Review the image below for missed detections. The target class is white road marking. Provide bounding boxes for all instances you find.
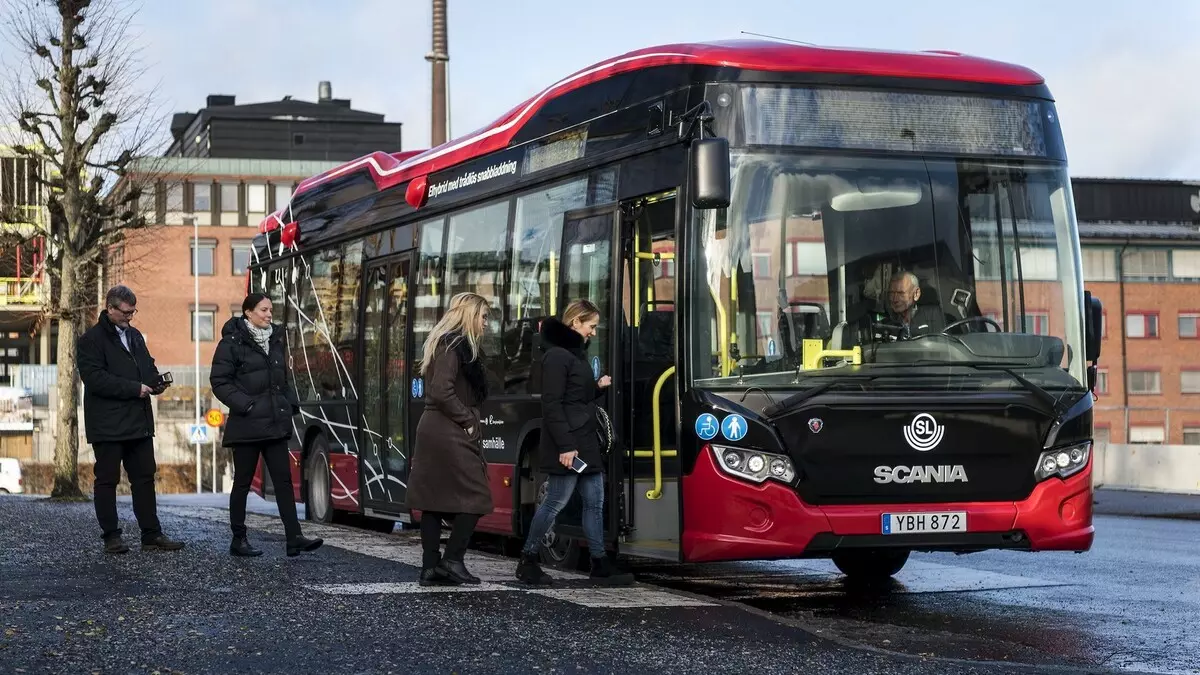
[161,506,719,608]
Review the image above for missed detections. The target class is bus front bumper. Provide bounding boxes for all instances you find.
[680,449,1094,564]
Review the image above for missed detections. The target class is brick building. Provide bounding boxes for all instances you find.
[109,157,340,371]
[1072,178,1200,447]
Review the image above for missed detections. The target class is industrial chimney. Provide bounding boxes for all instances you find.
[318,81,333,103]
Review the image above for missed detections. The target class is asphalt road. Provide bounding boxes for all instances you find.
[0,493,1127,675]
[5,490,1197,674]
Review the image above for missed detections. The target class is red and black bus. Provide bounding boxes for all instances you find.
[247,39,1105,579]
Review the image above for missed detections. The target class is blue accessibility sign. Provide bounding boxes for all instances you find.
[767,339,777,357]
[721,414,748,442]
[591,355,601,379]
[411,378,424,399]
[694,413,719,441]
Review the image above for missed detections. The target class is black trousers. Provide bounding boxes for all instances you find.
[420,511,480,569]
[93,437,162,542]
[230,440,302,540]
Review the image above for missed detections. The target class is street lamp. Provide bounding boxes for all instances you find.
[189,209,201,494]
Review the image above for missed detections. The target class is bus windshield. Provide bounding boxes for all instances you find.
[688,151,1088,396]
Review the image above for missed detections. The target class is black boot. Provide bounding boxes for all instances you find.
[286,535,324,557]
[141,534,185,552]
[589,555,634,585]
[419,556,457,587]
[515,553,553,586]
[103,537,130,555]
[230,536,263,557]
[438,557,481,585]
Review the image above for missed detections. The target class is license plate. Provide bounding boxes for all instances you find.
[882,511,966,534]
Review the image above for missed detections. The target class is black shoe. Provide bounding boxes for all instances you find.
[286,535,323,557]
[419,566,458,587]
[515,553,553,586]
[141,534,185,552]
[230,536,263,557]
[438,558,481,585]
[589,555,634,585]
[104,537,130,555]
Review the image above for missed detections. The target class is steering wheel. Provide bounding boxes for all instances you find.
[942,316,1002,334]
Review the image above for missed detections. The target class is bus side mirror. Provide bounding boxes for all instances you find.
[690,137,730,209]
[1084,291,1102,363]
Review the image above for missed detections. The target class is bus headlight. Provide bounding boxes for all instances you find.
[1034,441,1091,481]
[713,445,796,485]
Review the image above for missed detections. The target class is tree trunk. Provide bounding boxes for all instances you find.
[51,248,85,499]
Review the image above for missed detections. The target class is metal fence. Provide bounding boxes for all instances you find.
[12,364,217,411]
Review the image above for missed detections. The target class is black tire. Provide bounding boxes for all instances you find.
[832,549,910,579]
[305,437,333,525]
[533,472,583,571]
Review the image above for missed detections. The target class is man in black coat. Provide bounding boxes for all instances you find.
[77,285,185,554]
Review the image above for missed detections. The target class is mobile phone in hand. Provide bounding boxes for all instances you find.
[159,372,173,385]
[571,456,587,473]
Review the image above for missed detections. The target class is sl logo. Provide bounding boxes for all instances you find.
[903,413,944,452]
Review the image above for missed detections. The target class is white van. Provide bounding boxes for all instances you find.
[0,458,23,494]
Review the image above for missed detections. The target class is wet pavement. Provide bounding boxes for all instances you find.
[635,513,1200,674]
[0,494,1116,675]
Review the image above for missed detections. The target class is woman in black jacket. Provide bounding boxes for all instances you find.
[210,293,323,558]
[515,300,632,586]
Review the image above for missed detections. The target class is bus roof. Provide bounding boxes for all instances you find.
[257,39,1044,233]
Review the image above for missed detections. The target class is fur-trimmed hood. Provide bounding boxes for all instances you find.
[540,317,585,355]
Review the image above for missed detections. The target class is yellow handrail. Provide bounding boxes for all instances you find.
[549,251,558,315]
[633,229,640,328]
[708,283,730,377]
[646,366,676,500]
[801,339,862,370]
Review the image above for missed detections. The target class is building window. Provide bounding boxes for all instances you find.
[1182,371,1200,394]
[446,200,510,391]
[1082,248,1117,281]
[752,253,771,279]
[1121,250,1169,281]
[653,258,676,279]
[274,184,292,209]
[1128,425,1165,445]
[1179,313,1200,339]
[247,184,267,214]
[1125,312,1158,339]
[1184,427,1200,446]
[191,309,215,342]
[1095,368,1108,395]
[756,311,773,339]
[1172,250,1200,281]
[191,240,215,276]
[1127,370,1161,395]
[220,183,239,212]
[193,183,211,211]
[1019,248,1058,281]
[1020,312,1050,336]
[232,241,253,276]
[1101,312,1107,339]
[166,183,184,211]
[786,241,826,277]
[293,133,306,146]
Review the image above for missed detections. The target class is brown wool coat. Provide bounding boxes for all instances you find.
[406,337,494,516]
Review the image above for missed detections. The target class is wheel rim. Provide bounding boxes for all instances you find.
[311,455,330,521]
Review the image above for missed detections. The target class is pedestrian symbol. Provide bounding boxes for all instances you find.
[188,424,209,445]
[721,414,747,442]
[591,356,601,379]
[767,339,777,357]
[694,413,719,441]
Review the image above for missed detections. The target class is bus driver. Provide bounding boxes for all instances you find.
[884,271,946,338]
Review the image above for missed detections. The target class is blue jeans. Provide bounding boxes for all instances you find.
[522,472,606,558]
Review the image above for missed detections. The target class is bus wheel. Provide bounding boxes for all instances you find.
[832,549,909,580]
[534,474,582,571]
[306,438,333,525]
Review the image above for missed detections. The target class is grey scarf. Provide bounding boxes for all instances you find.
[244,319,272,354]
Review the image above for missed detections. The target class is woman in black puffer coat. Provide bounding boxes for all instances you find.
[210,293,322,558]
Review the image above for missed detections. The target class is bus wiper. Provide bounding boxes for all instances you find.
[961,363,1064,416]
[763,376,874,420]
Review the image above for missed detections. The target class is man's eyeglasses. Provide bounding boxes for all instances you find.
[111,306,138,317]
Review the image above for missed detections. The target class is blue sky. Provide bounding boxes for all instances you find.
[5,0,1199,179]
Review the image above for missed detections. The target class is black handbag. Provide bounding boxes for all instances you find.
[595,406,613,458]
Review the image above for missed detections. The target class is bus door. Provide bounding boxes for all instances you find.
[551,205,625,550]
[618,192,681,561]
[359,252,414,517]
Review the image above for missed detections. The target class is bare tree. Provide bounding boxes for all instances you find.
[0,0,166,498]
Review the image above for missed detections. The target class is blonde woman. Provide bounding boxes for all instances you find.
[407,292,494,586]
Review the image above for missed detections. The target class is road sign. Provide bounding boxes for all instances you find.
[188,424,209,445]
[206,409,224,427]
[721,414,747,442]
[695,413,719,441]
